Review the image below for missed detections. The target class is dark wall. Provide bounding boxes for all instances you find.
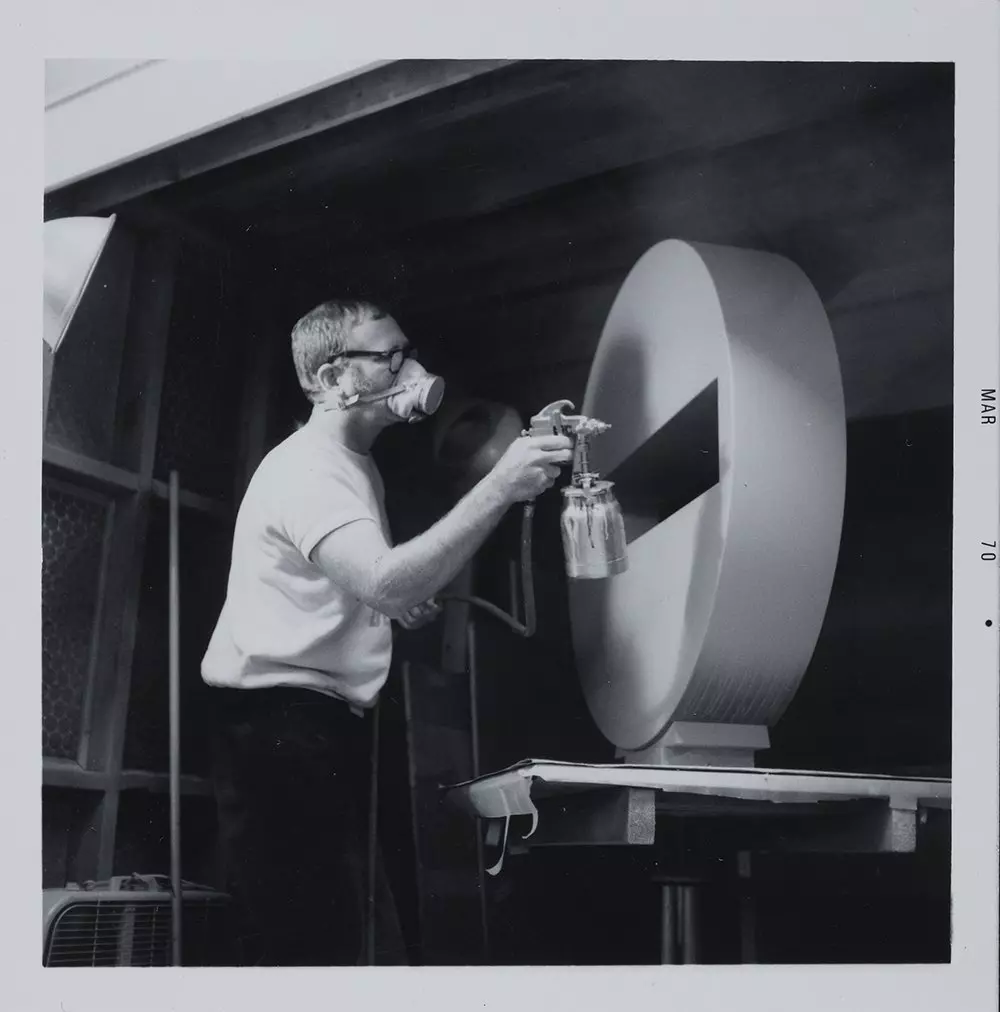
[767,407,953,774]
[480,830,950,965]
[42,789,100,888]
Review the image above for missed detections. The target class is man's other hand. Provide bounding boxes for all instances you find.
[395,598,444,630]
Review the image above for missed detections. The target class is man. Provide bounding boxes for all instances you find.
[202,298,572,966]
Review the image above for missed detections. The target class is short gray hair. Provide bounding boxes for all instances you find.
[291,298,388,402]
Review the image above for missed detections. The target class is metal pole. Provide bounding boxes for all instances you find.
[679,884,699,964]
[365,699,381,965]
[168,471,183,966]
[467,620,491,962]
[660,885,677,964]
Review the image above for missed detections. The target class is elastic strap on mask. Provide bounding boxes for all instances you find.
[341,383,413,408]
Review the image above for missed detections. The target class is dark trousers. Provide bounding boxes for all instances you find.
[209,686,407,966]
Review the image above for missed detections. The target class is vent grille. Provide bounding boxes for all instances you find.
[44,896,230,967]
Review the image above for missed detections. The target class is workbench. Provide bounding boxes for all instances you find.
[446,760,951,962]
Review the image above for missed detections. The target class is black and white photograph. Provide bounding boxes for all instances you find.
[4,2,999,1009]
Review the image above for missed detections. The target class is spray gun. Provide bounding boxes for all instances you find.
[437,398,627,638]
[526,399,609,485]
[526,400,628,581]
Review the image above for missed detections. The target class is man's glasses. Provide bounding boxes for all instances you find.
[332,346,416,376]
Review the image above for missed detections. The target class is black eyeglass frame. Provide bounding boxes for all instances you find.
[330,346,416,376]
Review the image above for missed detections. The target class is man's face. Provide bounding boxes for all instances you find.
[341,315,411,402]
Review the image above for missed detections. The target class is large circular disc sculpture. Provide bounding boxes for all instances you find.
[569,240,846,756]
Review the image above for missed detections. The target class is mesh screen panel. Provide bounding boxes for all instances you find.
[42,480,111,759]
[154,245,241,498]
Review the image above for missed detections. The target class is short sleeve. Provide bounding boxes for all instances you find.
[281,469,380,562]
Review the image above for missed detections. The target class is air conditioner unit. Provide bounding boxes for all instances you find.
[43,873,233,967]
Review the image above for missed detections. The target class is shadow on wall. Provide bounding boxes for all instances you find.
[766,406,953,775]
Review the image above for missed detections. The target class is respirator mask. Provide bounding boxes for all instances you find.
[341,356,446,423]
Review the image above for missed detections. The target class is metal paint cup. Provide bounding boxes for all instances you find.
[560,480,628,579]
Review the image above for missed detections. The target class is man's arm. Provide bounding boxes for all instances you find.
[311,434,572,619]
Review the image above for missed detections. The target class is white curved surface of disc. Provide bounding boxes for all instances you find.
[569,240,846,751]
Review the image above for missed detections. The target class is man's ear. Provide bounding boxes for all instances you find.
[316,360,343,394]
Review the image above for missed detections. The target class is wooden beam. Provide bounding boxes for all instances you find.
[75,492,117,771]
[76,538,144,765]
[257,62,950,245]
[526,787,657,846]
[169,60,593,219]
[493,790,940,855]
[43,60,513,217]
[743,800,922,855]
[149,479,231,519]
[111,198,234,258]
[119,770,213,796]
[42,443,140,494]
[43,757,111,792]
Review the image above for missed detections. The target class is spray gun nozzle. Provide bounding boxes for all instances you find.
[575,418,611,437]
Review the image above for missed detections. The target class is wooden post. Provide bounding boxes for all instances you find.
[366,700,381,965]
[168,471,183,966]
[231,256,274,502]
[63,230,179,884]
[91,232,180,881]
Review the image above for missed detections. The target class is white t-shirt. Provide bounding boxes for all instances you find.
[201,418,393,707]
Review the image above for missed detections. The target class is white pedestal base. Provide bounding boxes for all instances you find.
[616,721,771,767]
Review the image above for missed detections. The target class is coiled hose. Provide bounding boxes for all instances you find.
[437,501,537,637]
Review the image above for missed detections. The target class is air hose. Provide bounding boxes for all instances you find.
[437,501,537,637]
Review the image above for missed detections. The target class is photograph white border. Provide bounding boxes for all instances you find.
[2,1,997,1009]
